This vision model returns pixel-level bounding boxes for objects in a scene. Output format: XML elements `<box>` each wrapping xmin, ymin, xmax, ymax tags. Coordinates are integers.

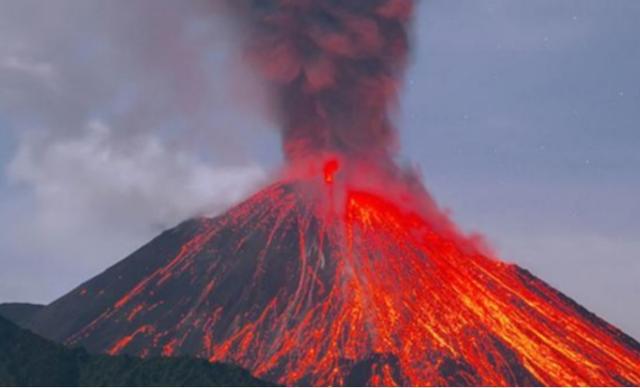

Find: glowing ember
<box><xmin>323</xmin><ymin>159</ymin><xmax>340</xmax><ymax>184</ymax></box>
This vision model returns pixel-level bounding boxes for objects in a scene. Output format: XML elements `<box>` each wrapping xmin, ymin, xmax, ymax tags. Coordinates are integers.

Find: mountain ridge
<box><xmin>0</xmin><ymin>315</ymin><xmax>272</xmax><ymax>386</ymax></box>
<box><xmin>0</xmin><ymin>303</ymin><xmax>44</xmax><ymax>327</ymax></box>
<box><xmin>24</xmin><ymin>181</ymin><xmax>640</xmax><ymax>386</ymax></box>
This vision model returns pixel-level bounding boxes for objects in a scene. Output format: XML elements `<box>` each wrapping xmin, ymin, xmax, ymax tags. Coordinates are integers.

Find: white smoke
<box><xmin>7</xmin><ymin>120</ymin><xmax>266</xmax><ymax>230</ymax></box>
<box><xmin>0</xmin><ymin>0</ymin><xmax>278</xmax><ymax>302</ymax></box>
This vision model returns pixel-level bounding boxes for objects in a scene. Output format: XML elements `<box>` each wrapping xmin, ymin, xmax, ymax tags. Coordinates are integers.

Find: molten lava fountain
<box><xmin>28</xmin><ymin>1</ymin><xmax>640</xmax><ymax>386</ymax></box>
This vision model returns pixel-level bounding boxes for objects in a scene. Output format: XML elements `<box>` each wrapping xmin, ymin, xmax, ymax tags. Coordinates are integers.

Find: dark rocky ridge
<box><xmin>0</xmin><ymin>303</ymin><xmax>44</xmax><ymax>327</ymax></box>
<box><xmin>0</xmin><ymin>315</ymin><xmax>272</xmax><ymax>386</ymax></box>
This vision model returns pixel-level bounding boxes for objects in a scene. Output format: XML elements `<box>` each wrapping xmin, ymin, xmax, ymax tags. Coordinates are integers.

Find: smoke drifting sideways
<box><xmin>230</xmin><ymin>0</ymin><xmax>414</xmax><ymax>163</ymax></box>
<box><xmin>1</xmin><ymin>0</ymin><xmax>283</xmax><ymax>225</ymax></box>
<box><xmin>0</xmin><ymin>0</ymin><xmax>273</xmax><ymax>303</ymax></box>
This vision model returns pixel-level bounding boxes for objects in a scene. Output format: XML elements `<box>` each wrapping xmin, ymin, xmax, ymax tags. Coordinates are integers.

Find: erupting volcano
<box><xmin>24</xmin><ymin>0</ymin><xmax>640</xmax><ymax>386</ymax></box>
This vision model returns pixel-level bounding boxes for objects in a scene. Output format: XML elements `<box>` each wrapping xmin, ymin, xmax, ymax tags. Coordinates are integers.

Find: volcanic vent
<box><xmin>26</xmin><ymin>0</ymin><xmax>640</xmax><ymax>386</ymax></box>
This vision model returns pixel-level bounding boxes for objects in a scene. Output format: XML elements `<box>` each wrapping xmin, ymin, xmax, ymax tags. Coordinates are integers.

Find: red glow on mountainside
<box><xmin>32</xmin><ymin>1</ymin><xmax>639</xmax><ymax>385</ymax></box>
<box><xmin>60</xmin><ymin>161</ymin><xmax>640</xmax><ymax>386</ymax></box>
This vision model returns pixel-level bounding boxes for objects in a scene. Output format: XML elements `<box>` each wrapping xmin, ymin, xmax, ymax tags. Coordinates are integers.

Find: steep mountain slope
<box><xmin>0</xmin><ymin>316</ymin><xmax>271</xmax><ymax>386</ymax></box>
<box><xmin>27</xmin><ymin>179</ymin><xmax>640</xmax><ymax>386</ymax></box>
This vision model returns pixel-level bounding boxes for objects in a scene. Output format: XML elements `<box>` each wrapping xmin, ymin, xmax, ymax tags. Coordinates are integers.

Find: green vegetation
<box><xmin>0</xmin><ymin>316</ymin><xmax>272</xmax><ymax>386</ymax></box>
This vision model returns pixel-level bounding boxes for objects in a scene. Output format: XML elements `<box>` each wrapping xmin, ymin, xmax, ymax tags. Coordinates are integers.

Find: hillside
<box><xmin>0</xmin><ymin>316</ymin><xmax>272</xmax><ymax>386</ymax></box>
<box><xmin>0</xmin><ymin>304</ymin><xmax>44</xmax><ymax>328</ymax></box>
<box><xmin>25</xmin><ymin>181</ymin><xmax>640</xmax><ymax>386</ymax></box>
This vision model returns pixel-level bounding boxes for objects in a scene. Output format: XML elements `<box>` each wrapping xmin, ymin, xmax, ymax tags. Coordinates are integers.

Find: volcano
<box><xmin>20</xmin><ymin>1</ymin><xmax>640</xmax><ymax>385</ymax></box>
<box><xmin>26</xmin><ymin>160</ymin><xmax>640</xmax><ymax>386</ymax></box>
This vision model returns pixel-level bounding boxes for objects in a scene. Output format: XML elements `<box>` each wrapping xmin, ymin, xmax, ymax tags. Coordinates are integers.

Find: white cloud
<box><xmin>0</xmin><ymin>0</ymin><xmax>278</xmax><ymax>302</ymax></box>
<box><xmin>8</xmin><ymin>121</ymin><xmax>266</xmax><ymax>232</ymax></box>
<box><xmin>1</xmin><ymin>56</ymin><xmax>55</xmax><ymax>82</ymax></box>
<box><xmin>1</xmin><ymin>120</ymin><xmax>266</xmax><ymax>303</ymax></box>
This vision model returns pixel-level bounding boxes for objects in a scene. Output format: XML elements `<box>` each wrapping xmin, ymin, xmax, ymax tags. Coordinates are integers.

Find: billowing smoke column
<box><xmin>236</xmin><ymin>0</ymin><xmax>413</xmax><ymax>161</ymax></box>
<box><xmin>231</xmin><ymin>0</ymin><xmax>471</xmax><ymax>250</ymax></box>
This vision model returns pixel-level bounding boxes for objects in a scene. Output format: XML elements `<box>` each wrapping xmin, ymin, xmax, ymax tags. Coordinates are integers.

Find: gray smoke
<box><xmin>0</xmin><ymin>0</ymin><xmax>277</xmax><ymax>302</ymax></box>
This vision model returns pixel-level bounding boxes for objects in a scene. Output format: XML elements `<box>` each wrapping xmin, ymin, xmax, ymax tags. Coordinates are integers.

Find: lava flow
<box><xmin>25</xmin><ymin>0</ymin><xmax>640</xmax><ymax>386</ymax></box>
<box><xmin>27</xmin><ymin>159</ymin><xmax>640</xmax><ymax>386</ymax></box>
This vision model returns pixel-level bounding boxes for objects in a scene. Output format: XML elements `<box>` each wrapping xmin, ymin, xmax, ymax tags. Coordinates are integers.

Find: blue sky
<box><xmin>0</xmin><ymin>1</ymin><xmax>638</xmax><ymax>339</ymax></box>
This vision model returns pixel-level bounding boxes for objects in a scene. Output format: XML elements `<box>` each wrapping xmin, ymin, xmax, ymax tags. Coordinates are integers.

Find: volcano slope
<box><xmin>0</xmin><ymin>315</ymin><xmax>270</xmax><ymax>386</ymax></box>
<box><xmin>26</xmin><ymin>169</ymin><xmax>640</xmax><ymax>386</ymax></box>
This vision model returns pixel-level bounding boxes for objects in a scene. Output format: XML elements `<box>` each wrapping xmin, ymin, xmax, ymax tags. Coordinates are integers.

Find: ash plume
<box><xmin>234</xmin><ymin>0</ymin><xmax>414</xmax><ymax>161</ymax></box>
<box><xmin>12</xmin><ymin>2</ymin><xmax>640</xmax><ymax>386</ymax></box>
<box><xmin>226</xmin><ymin>0</ymin><xmax>485</xmax><ymax>254</ymax></box>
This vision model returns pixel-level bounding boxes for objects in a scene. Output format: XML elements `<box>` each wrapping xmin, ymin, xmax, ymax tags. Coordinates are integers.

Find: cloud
<box><xmin>0</xmin><ymin>0</ymin><xmax>273</xmax><ymax>146</ymax></box>
<box><xmin>1</xmin><ymin>56</ymin><xmax>55</xmax><ymax>82</ymax></box>
<box><xmin>8</xmin><ymin>120</ymin><xmax>266</xmax><ymax>232</ymax></box>
<box><xmin>0</xmin><ymin>0</ymin><xmax>279</xmax><ymax>302</ymax></box>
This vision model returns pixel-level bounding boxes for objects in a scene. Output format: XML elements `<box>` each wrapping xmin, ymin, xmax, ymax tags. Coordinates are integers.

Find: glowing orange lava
<box><xmin>53</xmin><ymin>162</ymin><xmax>640</xmax><ymax>386</ymax></box>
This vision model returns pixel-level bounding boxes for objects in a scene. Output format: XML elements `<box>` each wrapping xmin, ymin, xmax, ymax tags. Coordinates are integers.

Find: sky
<box><xmin>0</xmin><ymin>1</ymin><xmax>638</xmax><ymax>340</ymax></box>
